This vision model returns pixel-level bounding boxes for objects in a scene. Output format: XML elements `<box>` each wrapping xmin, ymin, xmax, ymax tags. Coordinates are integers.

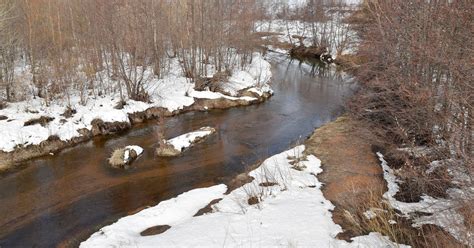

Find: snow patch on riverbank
<box><xmin>377</xmin><ymin>153</ymin><xmax>473</xmax><ymax>245</ymax></box>
<box><xmin>0</xmin><ymin>53</ymin><xmax>271</xmax><ymax>153</ymax></box>
<box><xmin>82</xmin><ymin>146</ymin><xmax>408</xmax><ymax>247</ymax></box>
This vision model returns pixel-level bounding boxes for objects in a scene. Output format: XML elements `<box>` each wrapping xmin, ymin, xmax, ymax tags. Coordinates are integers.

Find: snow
<box><xmin>123</xmin><ymin>145</ymin><xmax>144</xmax><ymax>162</ymax></box>
<box><xmin>125</xmin><ymin>145</ymin><xmax>144</xmax><ymax>156</ymax></box>
<box><xmin>82</xmin><ymin>146</ymin><xmax>408</xmax><ymax>248</ymax></box>
<box><xmin>377</xmin><ymin>152</ymin><xmax>473</xmax><ymax>245</ymax></box>
<box><xmin>256</xmin><ymin>4</ymin><xmax>360</xmax><ymax>58</ymax></box>
<box><xmin>363</xmin><ymin>210</ymin><xmax>377</xmax><ymax>220</ymax></box>
<box><xmin>81</xmin><ymin>185</ymin><xmax>228</xmax><ymax>247</ymax></box>
<box><xmin>188</xmin><ymin>89</ymin><xmax>257</xmax><ymax>102</ymax></box>
<box><xmin>0</xmin><ymin>54</ymin><xmax>272</xmax><ymax>153</ymax></box>
<box><xmin>220</xmin><ymin>54</ymin><xmax>273</xmax><ymax>96</ymax></box>
<box><xmin>166</xmin><ymin>127</ymin><xmax>215</xmax><ymax>152</ymax></box>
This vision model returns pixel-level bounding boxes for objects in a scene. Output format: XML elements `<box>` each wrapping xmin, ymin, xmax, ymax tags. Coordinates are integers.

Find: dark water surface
<box><xmin>0</xmin><ymin>55</ymin><xmax>355</xmax><ymax>247</ymax></box>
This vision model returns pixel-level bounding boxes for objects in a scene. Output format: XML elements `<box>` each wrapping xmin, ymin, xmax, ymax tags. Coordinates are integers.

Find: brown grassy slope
<box><xmin>304</xmin><ymin>116</ymin><xmax>385</xmax><ymax>239</ymax></box>
<box><xmin>304</xmin><ymin>116</ymin><xmax>465</xmax><ymax>247</ymax></box>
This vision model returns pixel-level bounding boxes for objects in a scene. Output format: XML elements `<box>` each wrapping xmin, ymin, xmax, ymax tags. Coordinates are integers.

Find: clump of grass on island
<box><xmin>108</xmin><ymin>146</ymin><xmax>144</xmax><ymax>169</ymax></box>
<box><xmin>155</xmin><ymin>143</ymin><xmax>181</xmax><ymax>157</ymax></box>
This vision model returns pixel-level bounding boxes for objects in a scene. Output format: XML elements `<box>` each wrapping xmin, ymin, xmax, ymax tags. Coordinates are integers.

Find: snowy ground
<box><xmin>256</xmin><ymin>2</ymin><xmax>359</xmax><ymax>58</ymax></box>
<box><xmin>256</xmin><ymin>18</ymin><xmax>358</xmax><ymax>58</ymax></box>
<box><xmin>81</xmin><ymin>146</ymin><xmax>408</xmax><ymax>247</ymax></box>
<box><xmin>0</xmin><ymin>54</ymin><xmax>271</xmax><ymax>153</ymax></box>
<box><xmin>166</xmin><ymin>127</ymin><xmax>216</xmax><ymax>153</ymax></box>
<box><xmin>377</xmin><ymin>153</ymin><xmax>473</xmax><ymax>245</ymax></box>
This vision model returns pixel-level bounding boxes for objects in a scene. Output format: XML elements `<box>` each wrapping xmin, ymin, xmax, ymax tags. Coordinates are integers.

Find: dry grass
<box><xmin>345</xmin><ymin>190</ymin><xmax>467</xmax><ymax>248</ymax></box>
<box><xmin>345</xmin><ymin>191</ymin><xmax>417</xmax><ymax>246</ymax></box>
<box><xmin>108</xmin><ymin>148</ymin><xmax>126</xmax><ymax>168</ymax></box>
<box><xmin>24</xmin><ymin>116</ymin><xmax>55</xmax><ymax>127</ymax></box>
<box><xmin>156</xmin><ymin>143</ymin><xmax>181</xmax><ymax>157</ymax></box>
<box><xmin>0</xmin><ymin>100</ymin><xmax>7</xmax><ymax>110</ymax></box>
<box><xmin>61</xmin><ymin>106</ymin><xmax>77</xmax><ymax>118</ymax></box>
<box><xmin>238</xmin><ymin>152</ymin><xmax>303</xmax><ymax>211</ymax></box>
<box><xmin>304</xmin><ymin>116</ymin><xmax>468</xmax><ymax>247</ymax></box>
<box><xmin>334</xmin><ymin>54</ymin><xmax>365</xmax><ymax>69</ymax></box>
<box><xmin>458</xmin><ymin>199</ymin><xmax>474</xmax><ymax>244</ymax></box>
<box><xmin>108</xmin><ymin>147</ymin><xmax>139</xmax><ymax>168</ymax></box>
<box><xmin>156</xmin><ymin>127</ymin><xmax>216</xmax><ymax>157</ymax></box>
<box><xmin>0</xmin><ymin>162</ymin><xmax>11</xmax><ymax>173</ymax></box>
<box><xmin>288</xmin><ymin>154</ymin><xmax>308</xmax><ymax>171</ymax></box>
<box><xmin>304</xmin><ymin>116</ymin><xmax>387</xmax><ymax>238</ymax></box>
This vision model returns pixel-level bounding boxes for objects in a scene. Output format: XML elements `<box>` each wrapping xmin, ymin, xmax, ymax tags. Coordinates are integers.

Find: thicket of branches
<box><xmin>351</xmin><ymin>0</ymin><xmax>472</xmax><ymax>175</ymax></box>
<box><xmin>0</xmin><ymin>0</ymin><xmax>261</xmax><ymax>104</ymax></box>
<box><xmin>262</xmin><ymin>0</ymin><xmax>355</xmax><ymax>57</ymax></box>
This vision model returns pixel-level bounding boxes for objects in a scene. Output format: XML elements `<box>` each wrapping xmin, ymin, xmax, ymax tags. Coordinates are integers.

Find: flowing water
<box><xmin>0</xmin><ymin>55</ymin><xmax>355</xmax><ymax>247</ymax></box>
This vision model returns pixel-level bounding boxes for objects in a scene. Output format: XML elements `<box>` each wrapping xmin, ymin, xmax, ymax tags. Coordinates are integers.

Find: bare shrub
<box><xmin>0</xmin><ymin>0</ymin><xmax>261</xmax><ymax>103</ymax></box>
<box><xmin>24</xmin><ymin>116</ymin><xmax>54</xmax><ymax>127</ymax></box>
<box><xmin>350</xmin><ymin>0</ymin><xmax>472</xmax><ymax>167</ymax></box>
<box><xmin>61</xmin><ymin>106</ymin><xmax>76</xmax><ymax>118</ymax></box>
<box><xmin>349</xmin><ymin>2</ymin><xmax>472</xmax><ymax>242</ymax></box>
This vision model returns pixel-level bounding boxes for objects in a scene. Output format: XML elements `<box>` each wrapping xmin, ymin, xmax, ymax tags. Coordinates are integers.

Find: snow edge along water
<box><xmin>0</xmin><ymin>53</ymin><xmax>272</xmax><ymax>166</ymax></box>
<box><xmin>81</xmin><ymin>146</ymin><xmax>409</xmax><ymax>247</ymax></box>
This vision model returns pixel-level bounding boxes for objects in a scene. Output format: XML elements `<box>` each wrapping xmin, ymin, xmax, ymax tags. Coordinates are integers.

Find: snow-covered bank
<box><xmin>377</xmin><ymin>153</ymin><xmax>473</xmax><ymax>245</ymax></box>
<box><xmin>0</xmin><ymin>54</ymin><xmax>272</xmax><ymax>159</ymax></box>
<box><xmin>156</xmin><ymin>127</ymin><xmax>216</xmax><ymax>157</ymax></box>
<box><xmin>256</xmin><ymin>15</ymin><xmax>358</xmax><ymax>58</ymax></box>
<box><xmin>82</xmin><ymin>146</ymin><xmax>408</xmax><ymax>247</ymax></box>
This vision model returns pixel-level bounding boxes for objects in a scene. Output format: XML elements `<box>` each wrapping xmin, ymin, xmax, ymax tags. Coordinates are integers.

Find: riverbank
<box><xmin>0</xmin><ymin>54</ymin><xmax>272</xmax><ymax>170</ymax></box>
<box><xmin>0</xmin><ymin>53</ymin><xmax>355</xmax><ymax>247</ymax></box>
<box><xmin>81</xmin><ymin>145</ymin><xmax>408</xmax><ymax>247</ymax></box>
<box><xmin>80</xmin><ymin>116</ymin><xmax>467</xmax><ymax>247</ymax></box>
<box><xmin>305</xmin><ymin>116</ymin><xmax>467</xmax><ymax>247</ymax></box>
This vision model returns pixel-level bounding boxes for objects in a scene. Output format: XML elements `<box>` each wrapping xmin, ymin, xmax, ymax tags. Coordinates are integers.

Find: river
<box><xmin>0</xmin><ymin>54</ymin><xmax>355</xmax><ymax>247</ymax></box>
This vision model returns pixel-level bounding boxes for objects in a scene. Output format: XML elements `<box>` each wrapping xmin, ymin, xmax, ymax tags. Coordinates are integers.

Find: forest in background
<box><xmin>0</xmin><ymin>0</ymin><xmax>268</xmax><ymax>104</ymax></box>
<box><xmin>0</xmin><ymin>0</ymin><xmax>352</xmax><ymax>106</ymax></box>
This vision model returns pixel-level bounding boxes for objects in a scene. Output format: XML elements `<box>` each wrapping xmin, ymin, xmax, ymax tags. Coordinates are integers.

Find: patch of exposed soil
<box><xmin>24</xmin><ymin>116</ymin><xmax>55</xmax><ymax>127</ymax></box>
<box><xmin>304</xmin><ymin>116</ymin><xmax>465</xmax><ymax>247</ymax></box>
<box><xmin>247</xmin><ymin>196</ymin><xmax>260</xmax><ymax>205</ymax></box>
<box><xmin>193</xmin><ymin>198</ymin><xmax>223</xmax><ymax>217</ymax></box>
<box><xmin>140</xmin><ymin>225</ymin><xmax>171</xmax><ymax>236</ymax></box>
<box><xmin>61</xmin><ymin>107</ymin><xmax>77</xmax><ymax>118</ymax></box>
<box><xmin>304</xmin><ymin>116</ymin><xmax>385</xmax><ymax>239</ymax></box>
<box><xmin>259</xmin><ymin>182</ymin><xmax>278</xmax><ymax>187</ymax></box>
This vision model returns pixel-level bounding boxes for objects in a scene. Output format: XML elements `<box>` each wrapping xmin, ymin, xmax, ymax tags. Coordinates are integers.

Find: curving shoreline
<box><xmin>0</xmin><ymin>89</ymin><xmax>272</xmax><ymax>170</ymax></box>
